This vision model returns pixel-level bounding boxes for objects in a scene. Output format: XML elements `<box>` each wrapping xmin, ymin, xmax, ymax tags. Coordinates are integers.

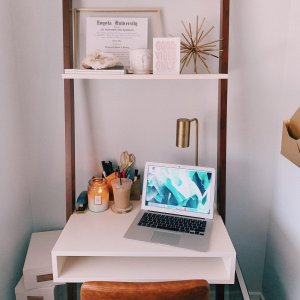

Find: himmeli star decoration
<box><xmin>180</xmin><ymin>17</ymin><xmax>222</xmax><ymax>74</ymax></box>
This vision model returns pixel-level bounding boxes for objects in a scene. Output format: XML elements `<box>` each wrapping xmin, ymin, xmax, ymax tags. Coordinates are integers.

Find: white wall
<box><xmin>12</xmin><ymin>0</ymin><xmax>66</xmax><ymax>231</ymax></box>
<box><xmin>0</xmin><ymin>1</ymin><xmax>66</xmax><ymax>298</ymax></box>
<box><xmin>228</xmin><ymin>1</ymin><xmax>300</xmax><ymax>297</ymax></box>
<box><xmin>226</xmin><ymin>0</ymin><xmax>291</xmax><ymax>292</ymax></box>
<box><xmin>262</xmin><ymin>0</ymin><xmax>300</xmax><ymax>298</ymax></box>
<box><xmin>0</xmin><ymin>1</ymin><xmax>33</xmax><ymax>299</ymax></box>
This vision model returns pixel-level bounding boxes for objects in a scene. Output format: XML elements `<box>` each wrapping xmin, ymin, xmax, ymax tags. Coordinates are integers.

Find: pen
<box><xmin>134</xmin><ymin>169</ymin><xmax>139</xmax><ymax>181</ymax></box>
<box><xmin>108</xmin><ymin>161</ymin><xmax>113</xmax><ymax>175</ymax></box>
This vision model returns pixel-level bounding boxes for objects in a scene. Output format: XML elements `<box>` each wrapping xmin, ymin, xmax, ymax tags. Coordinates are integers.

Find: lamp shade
<box><xmin>176</xmin><ymin>117</ymin><xmax>199</xmax><ymax>166</ymax></box>
<box><xmin>176</xmin><ymin>118</ymin><xmax>191</xmax><ymax>148</ymax></box>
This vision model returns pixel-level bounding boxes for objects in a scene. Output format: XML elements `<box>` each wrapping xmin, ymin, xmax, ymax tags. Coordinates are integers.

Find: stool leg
<box><xmin>67</xmin><ymin>282</ymin><xmax>77</xmax><ymax>300</ymax></box>
<box><xmin>216</xmin><ymin>284</ymin><xmax>224</xmax><ymax>300</ymax></box>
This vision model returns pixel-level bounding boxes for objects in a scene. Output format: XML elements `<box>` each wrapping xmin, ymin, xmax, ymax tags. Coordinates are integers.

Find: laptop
<box><xmin>124</xmin><ymin>162</ymin><xmax>215</xmax><ymax>252</ymax></box>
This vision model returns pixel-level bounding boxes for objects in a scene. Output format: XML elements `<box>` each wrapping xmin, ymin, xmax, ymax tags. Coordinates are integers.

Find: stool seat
<box><xmin>80</xmin><ymin>280</ymin><xmax>209</xmax><ymax>300</ymax></box>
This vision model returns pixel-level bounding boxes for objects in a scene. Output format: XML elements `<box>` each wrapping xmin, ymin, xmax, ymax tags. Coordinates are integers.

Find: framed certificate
<box><xmin>73</xmin><ymin>8</ymin><xmax>162</xmax><ymax>68</ymax></box>
<box><xmin>86</xmin><ymin>17</ymin><xmax>148</xmax><ymax>67</ymax></box>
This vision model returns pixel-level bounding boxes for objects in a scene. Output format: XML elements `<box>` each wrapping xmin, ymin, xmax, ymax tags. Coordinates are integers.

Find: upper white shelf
<box><xmin>62</xmin><ymin>70</ymin><xmax>228</xmax><ymax>80</ymax></box>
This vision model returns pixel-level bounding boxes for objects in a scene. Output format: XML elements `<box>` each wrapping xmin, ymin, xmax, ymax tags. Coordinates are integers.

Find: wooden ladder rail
<box><xmin>62</xmin><ymin>1</ymin><xmax>76</xmax><ymax>298</ymax></box>
<box><xmin>216</xmin><ymin>0</ymin><xmax>230</xmax><ymax>300</ymax></box>
<box><xmin>62</xmin><ymin>0</ymin><xmax>75</xmax><ymax>221</ymax></box>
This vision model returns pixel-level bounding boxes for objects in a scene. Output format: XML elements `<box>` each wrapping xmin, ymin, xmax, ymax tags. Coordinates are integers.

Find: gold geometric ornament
<box><xmin>180</xmin><ymin>17</ymin><xmax>222</xmax><ymax>74</ymax></box>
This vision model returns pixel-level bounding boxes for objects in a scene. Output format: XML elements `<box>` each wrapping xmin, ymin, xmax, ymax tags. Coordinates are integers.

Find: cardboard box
<box><xmin>23</xmin><ymin>230</ymin><xmax>62</xmax><ymax>290</ymax></box>
<box><xmin>15</xmin><ymin>276</ymin><xmax>67</xmax><ymax>300</ymax></box>
<box><xmin>281</xmin><ymin>107</ymin><xmax>300</xmax><ymax>167</ymax></box>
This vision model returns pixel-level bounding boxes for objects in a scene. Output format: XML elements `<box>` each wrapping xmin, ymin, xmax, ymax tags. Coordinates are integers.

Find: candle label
<box><xmin>94</xmin><ymin>195</ymin><xmax>102</xmax><ymax>205</ymax></box>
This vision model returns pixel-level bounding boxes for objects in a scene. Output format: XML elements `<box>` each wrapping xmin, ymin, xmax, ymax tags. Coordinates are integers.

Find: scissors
<box><xmin>120</xmin><ymin>151</ymin><xmax>136</xmax><ymax>171</ymax></box>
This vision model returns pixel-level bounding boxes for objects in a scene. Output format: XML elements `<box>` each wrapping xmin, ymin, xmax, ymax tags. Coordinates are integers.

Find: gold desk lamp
<box><xmin>176</xmin><ymin>118</ymin><xmax>199</xmax><ymax>166</ymax></box>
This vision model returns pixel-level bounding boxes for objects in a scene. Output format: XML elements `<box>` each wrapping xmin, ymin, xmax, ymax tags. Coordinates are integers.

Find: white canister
<box><xmin>129</xmin><ymin>48</ymin><xmax>152</xmax><ymax>74</ymax></box>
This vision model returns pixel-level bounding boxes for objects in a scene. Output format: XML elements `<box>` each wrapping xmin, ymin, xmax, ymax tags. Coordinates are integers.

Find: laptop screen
<box><xmin>141</xmin><ymin>162</ymin><xmax>215</xmax><ymax>219</ymax></box>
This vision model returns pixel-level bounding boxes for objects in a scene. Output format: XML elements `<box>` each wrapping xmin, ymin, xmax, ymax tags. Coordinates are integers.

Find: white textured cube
<box><xmin>15</xmin><ymin>276</ymin><xmax>67</xmax><ymax>300</ymax></box>
<box><xmin>23</xmin><ymin>230</ymin><xmax>62</xmax><ymax>289</ymax></box>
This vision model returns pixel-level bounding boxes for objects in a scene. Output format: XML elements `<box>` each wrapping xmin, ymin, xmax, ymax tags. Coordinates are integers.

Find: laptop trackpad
<box><xmin>151</xmin><ymin>230</ymin><xmax>180</xmax><ymax>246</ymax></box>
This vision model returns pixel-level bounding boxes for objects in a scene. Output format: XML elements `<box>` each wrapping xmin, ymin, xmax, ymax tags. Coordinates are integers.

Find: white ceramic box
<box><xmin>23</xmin><ymin>230</ymin><xmax>62</xmax><ymax>289</ymax></box>
<box><xmin>15</xmin><ymin>276</ymin><xmax>67</xmax><ymax>300</ymax></box>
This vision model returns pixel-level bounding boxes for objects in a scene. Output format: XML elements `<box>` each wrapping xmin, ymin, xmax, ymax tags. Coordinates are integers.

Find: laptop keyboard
<box><xmin>138</xmin><ymin>212</ymin><xmax>206</xmax><ymax>235</ymax></box>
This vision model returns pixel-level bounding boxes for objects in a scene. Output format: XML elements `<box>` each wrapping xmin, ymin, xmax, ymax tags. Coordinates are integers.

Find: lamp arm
<box><xmin>190</xmin><ymin>118</ymin><xmax>199</xmax><ymax>166</ymax></box>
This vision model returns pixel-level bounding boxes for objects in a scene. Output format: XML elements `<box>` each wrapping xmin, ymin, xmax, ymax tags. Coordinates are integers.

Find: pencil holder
<box><xmin>130</xmin><ymin>178</ymin><xmax>141</xmax><ymax>200</ymax></box>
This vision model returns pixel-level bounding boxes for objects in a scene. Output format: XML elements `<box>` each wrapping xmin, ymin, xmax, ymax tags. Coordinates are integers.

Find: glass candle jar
<box><xmin>87</xmin><ymin>177</ymin><xmax>109</xmax><ymax>212</ymax></box>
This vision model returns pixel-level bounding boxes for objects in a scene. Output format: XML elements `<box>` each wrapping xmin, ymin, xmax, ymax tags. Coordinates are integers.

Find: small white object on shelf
<box><xmin>129</xmin><ymin>48</ymin><xmax>152</xmax><ymax>74</ymax></box>
<box><xmin>81</xmin><ymin>50</ymin><xmax>119</xmax><ymax>70</ymax></box>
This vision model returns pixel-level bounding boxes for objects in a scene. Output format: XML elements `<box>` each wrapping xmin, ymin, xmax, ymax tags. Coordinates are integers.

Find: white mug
<box><xmin>129</xmin><ymin>49</ymin><xmax>152</xmax><ymax>74</ymax></box>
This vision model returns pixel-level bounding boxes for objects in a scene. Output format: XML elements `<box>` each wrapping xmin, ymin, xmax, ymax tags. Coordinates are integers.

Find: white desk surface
<box><xmin>52</xmin><ymin>201</ymin><xmax>236</xmax><ymax>284</ymax></box>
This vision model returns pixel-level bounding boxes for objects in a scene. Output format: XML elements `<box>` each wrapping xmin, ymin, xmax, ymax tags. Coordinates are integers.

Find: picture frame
<box><xmin>153</xmin><ymin>37</ymin><xmax>181</xmax><ymax>74</ymax></box>
<box><xmin>73</xmin><ymin>8</ymin><xmax>162</xmax><ymax>69</ymax></box>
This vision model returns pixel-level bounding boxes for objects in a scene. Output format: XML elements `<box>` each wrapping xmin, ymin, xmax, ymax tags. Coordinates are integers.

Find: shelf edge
<box><xmin>62</xmin><ymin>72</ymin><xmax>229</xmax><ymax>80</ymax></box>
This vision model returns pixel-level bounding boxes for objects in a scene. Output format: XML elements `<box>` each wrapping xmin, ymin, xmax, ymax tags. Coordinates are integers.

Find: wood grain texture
<box><xmin>217</xmin><ymin>0</ymin><xmax>230</xmax><ymax>223</ymax></box>
<box><xmin>62</xmin><ymin>1</ymin><xmax>76</xmax><ymax>299</ymax></box>
<box><xmin>81</xmin><ymin>280</ymin><xmax>209</xmax><ymax>300</ymax></box>
<box><xmin>216</xmin><ymin>1</ymin><xmax>230</xmax><ymax>300</ymax></box>
<box><xmin>62</xmin><ymin>0</ymin><xmax>75</xmax><ymax>221</ymax></box>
